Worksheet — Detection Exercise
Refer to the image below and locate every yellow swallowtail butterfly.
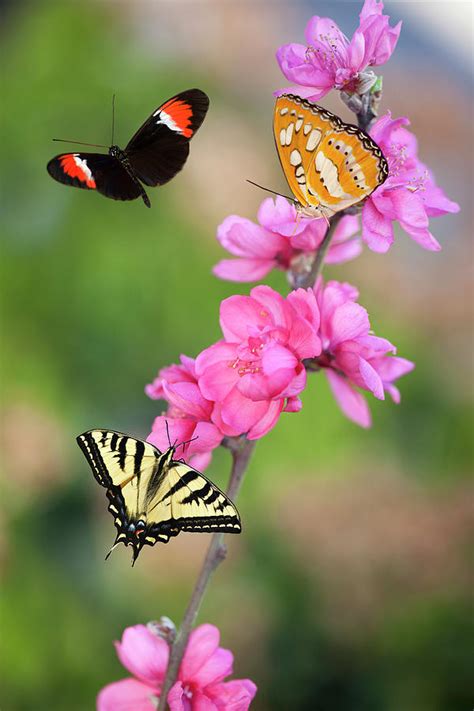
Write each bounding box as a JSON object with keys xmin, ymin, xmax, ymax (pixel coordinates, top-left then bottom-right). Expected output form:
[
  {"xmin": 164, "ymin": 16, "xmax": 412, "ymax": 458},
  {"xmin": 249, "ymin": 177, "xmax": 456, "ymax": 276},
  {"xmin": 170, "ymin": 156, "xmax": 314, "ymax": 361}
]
[
  {"xmin": 274, "ymin": 94, "xmax": 388, "ymax": 219},
  {"xmin": 77, "ymin": 430, "xmax": 241, "ymax": 565}
]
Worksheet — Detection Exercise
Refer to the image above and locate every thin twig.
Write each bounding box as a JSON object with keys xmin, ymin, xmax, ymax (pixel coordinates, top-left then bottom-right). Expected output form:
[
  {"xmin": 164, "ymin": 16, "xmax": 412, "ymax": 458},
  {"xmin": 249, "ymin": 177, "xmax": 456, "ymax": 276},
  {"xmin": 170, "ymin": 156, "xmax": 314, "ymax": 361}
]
[
  {"xmin": 158, "ymin": 438, "xmax": 256, "ymax": 709},
  {"xmin": 289, "ymin": 211, "xmax": 343, "ymax": 290}
]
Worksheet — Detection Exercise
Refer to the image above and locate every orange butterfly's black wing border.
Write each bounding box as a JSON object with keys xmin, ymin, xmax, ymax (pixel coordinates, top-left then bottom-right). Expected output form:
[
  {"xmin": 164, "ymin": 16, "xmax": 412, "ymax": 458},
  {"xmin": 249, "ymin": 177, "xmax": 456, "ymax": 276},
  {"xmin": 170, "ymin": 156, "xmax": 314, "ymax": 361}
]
[{"xmin": 47, "ymin": 152, "xmax": 142, "ymax": 202}]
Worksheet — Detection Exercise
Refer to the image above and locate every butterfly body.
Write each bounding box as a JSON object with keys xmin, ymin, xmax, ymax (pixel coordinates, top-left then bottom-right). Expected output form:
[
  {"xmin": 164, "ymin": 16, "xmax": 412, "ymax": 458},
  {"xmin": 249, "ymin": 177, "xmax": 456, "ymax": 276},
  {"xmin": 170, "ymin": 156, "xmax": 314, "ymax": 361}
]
[
  {"xmin": 77, "ymin": 429, "xmax": 241, "ymax": 565},
  {"xmin": 274, "ymin": 94, "xmax": 388, "ymax": 219},
  {"xmin": 47, "ymin": 89, "xmax": 209, "ymax": 208}
]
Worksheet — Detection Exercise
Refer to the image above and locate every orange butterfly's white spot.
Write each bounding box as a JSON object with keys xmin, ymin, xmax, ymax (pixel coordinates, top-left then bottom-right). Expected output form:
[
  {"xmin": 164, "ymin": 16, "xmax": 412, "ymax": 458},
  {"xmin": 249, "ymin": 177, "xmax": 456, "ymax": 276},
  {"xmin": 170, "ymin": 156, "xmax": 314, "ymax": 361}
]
[
  {"xmin": 295, "ymin": 165, "xmax": 306, "ymax": 185},
  {"xmin": 303, "ymin": 123, "xmax": 312, "ymax": 135},
  {"xmin": 290, "ymin": 149, "xmax": 302, "ymax": 166},
  {"xmin": 316, "ymin": 153, "xmax": 346, "ymax": 198},
  {"xmin": 280, "ymin": 107, "xmax": 289, "ymax": 116},
  {"xmin": 306, "ymin": 129, "xmax": 322, "ymax": 152},
  {"xmin": 295, "ymin": 118, "xmax": 304, "ymax": 133},
  {"xmin": 284, "ymin": 124, "xmax": 294, "ymax": 146}
]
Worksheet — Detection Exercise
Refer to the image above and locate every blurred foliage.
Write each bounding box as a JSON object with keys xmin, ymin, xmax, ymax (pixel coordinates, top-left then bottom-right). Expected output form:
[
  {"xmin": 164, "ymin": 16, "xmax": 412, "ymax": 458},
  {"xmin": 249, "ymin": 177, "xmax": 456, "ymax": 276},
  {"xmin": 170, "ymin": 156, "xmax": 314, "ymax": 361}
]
[{"xmin": 0, "ymin": 2, "xmax": 472, "ymax": 710}]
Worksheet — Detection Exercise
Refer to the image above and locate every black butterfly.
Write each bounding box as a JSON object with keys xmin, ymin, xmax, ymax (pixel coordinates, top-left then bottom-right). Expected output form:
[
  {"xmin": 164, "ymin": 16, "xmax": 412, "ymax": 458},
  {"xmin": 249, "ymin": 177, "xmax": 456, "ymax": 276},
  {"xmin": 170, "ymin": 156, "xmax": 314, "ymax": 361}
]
[{"xmin": 47, "ymin": 89, "xmax": 209, "ymax": 208}]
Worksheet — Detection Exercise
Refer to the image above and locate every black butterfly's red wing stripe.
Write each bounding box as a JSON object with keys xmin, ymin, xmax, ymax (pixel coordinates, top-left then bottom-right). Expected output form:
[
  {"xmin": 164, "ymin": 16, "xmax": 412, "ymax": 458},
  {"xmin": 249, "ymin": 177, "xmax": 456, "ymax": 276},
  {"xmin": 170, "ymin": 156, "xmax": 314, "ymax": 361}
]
[
  {"xmin": 47, "ymin": 153, "xmax": 99, "ymax": 190},
  {"xmin": 47, "ymin": 153, "xmax": 142, "ymax": 202},
  {"xmin": 126, "ymin": 89, "xmax": 209, "ymax": 149},
  {"xmin": 125, "ymin": 89, "xmax": 209, "ymax": 187}
]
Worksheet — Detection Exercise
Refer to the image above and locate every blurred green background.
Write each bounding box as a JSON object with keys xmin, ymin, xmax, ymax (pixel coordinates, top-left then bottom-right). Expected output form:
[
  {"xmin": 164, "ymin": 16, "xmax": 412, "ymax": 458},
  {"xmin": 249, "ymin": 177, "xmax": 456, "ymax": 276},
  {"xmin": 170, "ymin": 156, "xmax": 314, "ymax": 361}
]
[{"xmin": 1, "ymin": 1, "xmax": 472, "ymax": 710}]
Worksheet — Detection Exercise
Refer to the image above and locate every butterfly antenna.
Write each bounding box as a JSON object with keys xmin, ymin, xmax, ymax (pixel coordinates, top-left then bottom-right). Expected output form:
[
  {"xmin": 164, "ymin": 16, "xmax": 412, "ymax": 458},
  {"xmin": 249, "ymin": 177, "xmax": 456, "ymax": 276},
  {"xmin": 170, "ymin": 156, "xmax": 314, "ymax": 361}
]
[
  {"xmin": 52, "ymin": 138, "xmax": 109, "ymax": 148},
  {"xmin": 111, "ymin": 93, "xmax": 116, "ymax": 145},
  {"xmin": 165, "ymin": 419, "xmax": 172, "ymax": 449},
  {"xmin": 246, "ymin": 179, "xmax": 295, "ymax": 203},
  {"xmin": 180, "ymin": 435, "xmax": 199, "ymax": 448},
  {"xmin": 105, "ymin": 540, "xmax": 121, "ymax": 561}
]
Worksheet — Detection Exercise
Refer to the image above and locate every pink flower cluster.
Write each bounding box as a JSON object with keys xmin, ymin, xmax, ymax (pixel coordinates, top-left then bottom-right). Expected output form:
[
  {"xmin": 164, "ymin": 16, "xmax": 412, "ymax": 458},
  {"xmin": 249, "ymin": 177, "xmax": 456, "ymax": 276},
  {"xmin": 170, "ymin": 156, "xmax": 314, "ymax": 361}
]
[
  {"xmin": 147, "ymin": 286, "xmax": 322, "ymax": 465},
  {"xmin": 314, "ymin": 279, "xmax": 414, "ymax": 427},
  {"xmin": 363, "ymin": 113, "xmax": 460, "ymax": 252},
  {"xmin": 214, "ymin": 196, "xmax": 361, "ymax": 282},
  {"xmin": 147, "ymin": 281, "xmax": 413, "ymax": 463},
  {"xmin": 276, "ymin": 0, "xmax": 401, "ymax": 100},
  {"xmin": 97, "ymin": 623, "xmax": 256, "ymax": 711}
]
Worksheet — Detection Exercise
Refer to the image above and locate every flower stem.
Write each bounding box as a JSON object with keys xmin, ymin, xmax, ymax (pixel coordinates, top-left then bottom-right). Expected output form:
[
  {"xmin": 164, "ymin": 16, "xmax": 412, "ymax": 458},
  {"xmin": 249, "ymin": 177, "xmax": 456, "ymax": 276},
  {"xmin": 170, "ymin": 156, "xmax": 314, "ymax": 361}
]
[
  {"xmin": 157, "ymin": 437, "xmax": 256, "ymax": 710},
  {"xmin": 290, "ymin": 211, "xmax": 343, "ymax": 290}
]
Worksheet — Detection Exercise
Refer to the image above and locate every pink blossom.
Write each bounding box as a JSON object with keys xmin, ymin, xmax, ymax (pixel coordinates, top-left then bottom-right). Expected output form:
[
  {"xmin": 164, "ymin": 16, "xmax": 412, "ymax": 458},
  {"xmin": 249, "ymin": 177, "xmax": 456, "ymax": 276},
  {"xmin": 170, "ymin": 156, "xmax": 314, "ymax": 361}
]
[
  {"xmin": 213, "ymin": 196, "xmax": 361, "ymax": 283},
  {"xmin": 97, "ymin": 623, "xmax": 256, "ymax": 711},
  {"xmin": 363, "ymin": 112, "xmax": 460, "ymax": 252},
  {"xmin": 146, "ymin": 355, "xmax": 223, "ymax": 470},
  {"xmin": 196, "ymin": 285, "xmax": 321, "ymax": 439},
  {"xmin": 312, "ymin": 279, "xmax": 414, "ymax": 427},
  {"xmin": 276, "ymin": 0, "xmax": 401, "ymax": 101}
]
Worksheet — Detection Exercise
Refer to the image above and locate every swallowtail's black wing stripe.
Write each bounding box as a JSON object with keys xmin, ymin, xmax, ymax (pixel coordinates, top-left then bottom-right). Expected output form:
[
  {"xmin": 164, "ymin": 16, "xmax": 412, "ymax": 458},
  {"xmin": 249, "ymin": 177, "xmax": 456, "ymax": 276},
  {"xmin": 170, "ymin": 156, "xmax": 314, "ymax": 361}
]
[
  {"xmin": 181, "ymin": 482, "xmax": 213, "ymax": 505},
  {"xmin": 110, "ymin": 433, "xmax": 119, "ymax": 452},
  {"xmin": 202, "ymin": 489, "xmax": 221, "ymax": 506},
  {"xmin": 76, "ymin": 432, "xmax": 113, "ymax": 488},
  {"xmin": 118, "ymin": 435, "xmax": 128, "ymax": 471},
  {"xmin": 158, "ymin": 469, "xmax": 200, "ymax": 503},
  {"xmin": 134, "ymin": 440, "xmax": 145, "ymax": 475}
]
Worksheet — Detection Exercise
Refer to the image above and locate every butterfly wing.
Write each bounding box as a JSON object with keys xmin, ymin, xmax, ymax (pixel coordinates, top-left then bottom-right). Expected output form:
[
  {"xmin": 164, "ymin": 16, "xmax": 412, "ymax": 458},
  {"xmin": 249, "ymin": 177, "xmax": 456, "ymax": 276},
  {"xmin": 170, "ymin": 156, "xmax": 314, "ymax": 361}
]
[
  {"xmin": 274, "ymin": 94, "xmax": 388, "ymax": 215},
  {"xmin": 77, "ymin": 430, "xmax": 241, "ymax": 562},
  {"xmin": 125, "ymin": 89, "xmax": 209, "ymax": 186},
  {"xmin": 47, "ymin": 153, "xmax": 142, "ymax": 202},
  {"xmin": 144, "ymin": 460, "xmax": 242, "ymax": 540}
]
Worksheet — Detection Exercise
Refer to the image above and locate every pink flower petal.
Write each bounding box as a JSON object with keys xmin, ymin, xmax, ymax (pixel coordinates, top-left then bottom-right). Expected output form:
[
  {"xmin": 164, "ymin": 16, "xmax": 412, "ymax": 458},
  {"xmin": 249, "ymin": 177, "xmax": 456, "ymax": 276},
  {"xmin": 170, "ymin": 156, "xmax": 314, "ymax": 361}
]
[
  {"xmin": 359, "ymin": 357, "xmax": 385, "ymax": 400},
  {"xmin": 220, "ymin": 387, "xmax": 278, "ymax": 436},
  {"xmin": 325, "ymin": 370, "xmax": 372, "ymax": 428},
  {"xmin": 213, "ymin": 258, "xmax": 275, "ymax": 282},
  {"xmin": 192, "ymin": 692, "xmax": 219, "ymax": 711},
  {"xmin": 332, "ymin": 214, "xmax": 360, "ymax": 243},
  {"xmin": 189, "ymin": 450, "xmax": 213, "ymax": 471},
  {"xmin": 287, "ymin": 288, "xmax": 320, "ymax": 336},
  {"xmin": 167, "ymin": 681, "xmax": 185, "ymax": 711},
  {"xmin": 330, "ymin": 302, "xmax": 370, "ymax": 347},
  {"xmin": 284, "ymin": 395, "xmax": 303, "ymax": 413},
  {"xmin": 114, "ymin": 625, "xmax": 168, "ymax": 686},
  {"xmin": 276, "ymin": 42, "xmax": 333, "ymax": 89},
  {"xmin": 216, "ymin": 215, "xmax": 283, "ymax": 258},
  {"xmin": 193, "ymin": 648, "xmax": 234, "ymax": 687},
  {"xmin": 250, "ymin": 285, "xmax": 291, "ymax": 332},
  {"xmin": 148, "ymin": 416, "xmax": 193, "ymax": 453},
  {"xmin": 196, "ymin": 342, "xmax": 239, "ymax": 402},
  {"xmin": 180, "ymin": 624, "xmax": 220, "ymax": 682},
  {"xmin": 361, "ymin": 199, "xmax": 394, "ymax": 253},
  {"xmin": 163, "ymin": 381, "xmax": 212, "ymax": 421},
  {"xmin": 247, "ymin": 400, "xmax": 284, "ymax": 439},
  {"xmin": 258, "ymin": 195, "xmax": 311, "ymax": 237},
  {"xmin": 97, "ymin": 678, "xmax": 159, "ymax": 711},
  {"xmin": 220, "ymin": 295, "xmax": 269, "ymax": 342},
  {"xmin": 402, "ymin": 226, "xmax": 441, "ymax": 251},
  {"xmin": 207, "ymin": 679, "xmax": 257, "ymax": 710},
  {"xmin": 325, "ymin": 238, "xmax": 362, "ymax": 264}
]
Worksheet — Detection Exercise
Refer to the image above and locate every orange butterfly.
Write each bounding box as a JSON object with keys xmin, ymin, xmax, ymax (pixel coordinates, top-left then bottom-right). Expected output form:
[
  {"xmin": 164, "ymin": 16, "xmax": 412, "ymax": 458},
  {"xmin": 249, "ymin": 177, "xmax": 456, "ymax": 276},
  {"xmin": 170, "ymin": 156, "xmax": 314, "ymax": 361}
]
[{"xmin": 274, "ymin": 94, "xmax": 388, "ymax": 220}]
